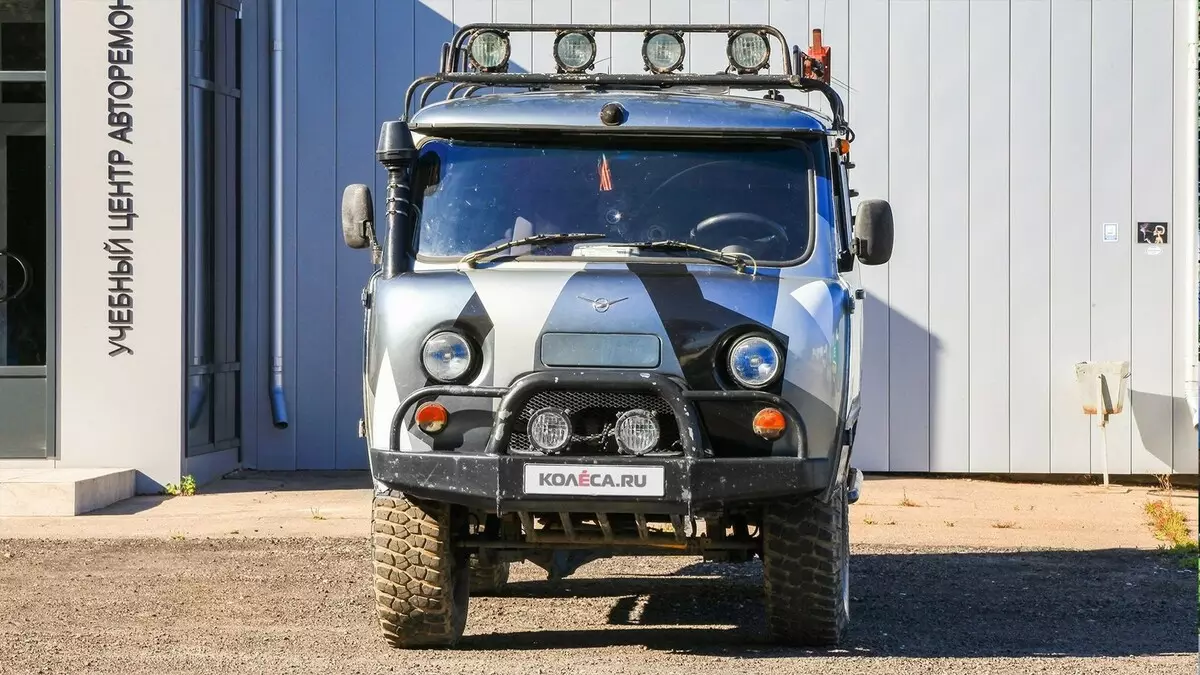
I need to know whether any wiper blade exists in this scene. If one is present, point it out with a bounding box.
[458,232,607,267]
[625,240,757,274]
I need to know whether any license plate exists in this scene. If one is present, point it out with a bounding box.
[522,463,665,497]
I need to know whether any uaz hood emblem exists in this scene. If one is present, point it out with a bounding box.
[578,295,628,313]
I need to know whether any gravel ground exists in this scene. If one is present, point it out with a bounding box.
[0,536,1194,675]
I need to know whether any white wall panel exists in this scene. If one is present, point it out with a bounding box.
[1130,0,1177,475]
[1008,0,1052,474]
[885,0,929,472]
[927,0,970,472]
[1048,0,1094,473]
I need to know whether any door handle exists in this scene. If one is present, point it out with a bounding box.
[0,249,30,303]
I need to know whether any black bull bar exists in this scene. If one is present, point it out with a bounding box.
[372,370,836,513]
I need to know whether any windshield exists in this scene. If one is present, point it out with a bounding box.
[409,137,816,265]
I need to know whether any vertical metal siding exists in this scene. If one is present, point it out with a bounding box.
[241,0,1196,475]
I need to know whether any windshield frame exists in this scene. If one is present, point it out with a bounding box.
[406,132,823,269]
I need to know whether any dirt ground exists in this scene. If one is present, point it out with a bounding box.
[0,472,1196,674]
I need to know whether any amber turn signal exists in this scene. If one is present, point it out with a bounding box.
[414,401,449,434]
[752,407,787,440]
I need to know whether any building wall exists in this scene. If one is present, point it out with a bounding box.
[237,0,1198,475]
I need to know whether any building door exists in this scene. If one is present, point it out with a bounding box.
[0,0,52,459]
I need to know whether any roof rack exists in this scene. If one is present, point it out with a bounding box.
[401,23,849,135]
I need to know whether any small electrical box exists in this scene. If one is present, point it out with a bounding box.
[1073,361,1131,416]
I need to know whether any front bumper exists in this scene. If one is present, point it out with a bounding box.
[373,370,834,513]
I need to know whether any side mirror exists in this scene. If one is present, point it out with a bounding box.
[853,199,893,266]
[341,183,374,250]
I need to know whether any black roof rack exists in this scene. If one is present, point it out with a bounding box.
[401,23,849,135]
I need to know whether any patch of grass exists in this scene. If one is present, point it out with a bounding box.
[863,517,876,525]
[163,474,197,497]
[170,533,185,541]
[310,507,326,521]
[899,489,920,507]
[1143,493,1199,570]
[944,521,955,527]
[992,521,1018,529]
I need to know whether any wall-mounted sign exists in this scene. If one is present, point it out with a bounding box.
[59,0,184,491]
[1137,221,1168,245]
[1102,222,1118,243]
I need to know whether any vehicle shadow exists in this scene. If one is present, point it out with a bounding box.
[462,548,1196,658]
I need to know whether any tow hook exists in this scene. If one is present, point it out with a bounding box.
[847,467,863,504]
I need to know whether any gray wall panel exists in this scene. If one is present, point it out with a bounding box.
[239,0,1195,475]
[334,1,377,471]
[885,0,929,472]
[967,0,1011,473]
[927,0,970,473]
[1171,0,1199,476]
[1048,0,1094,473]
[294,0,338,470]
[1130,0,1176,475]
[847,0,890,470]
[1008,0,1052,474]
[1088,0,1134,476]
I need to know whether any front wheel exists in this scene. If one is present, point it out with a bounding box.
[371,490,470,648]
[760,485,851,646]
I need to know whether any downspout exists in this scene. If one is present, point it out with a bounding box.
[185,0,210,428]
[268,0,289,428]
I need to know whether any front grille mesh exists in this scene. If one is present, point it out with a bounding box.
[508,390,681,456]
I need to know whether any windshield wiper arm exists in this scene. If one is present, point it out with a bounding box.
[458,232,607,267]
[625,240,756,273]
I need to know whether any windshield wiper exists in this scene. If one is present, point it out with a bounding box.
[624,240,757,274]
[458,232,607,267]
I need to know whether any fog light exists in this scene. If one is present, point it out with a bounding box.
[415,401,449,434]
[529,408,571,453]
[615,409,659,454]
[752,407,787,440]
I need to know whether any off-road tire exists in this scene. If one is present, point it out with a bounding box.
[371,490,469,648]
[761,485,850,646]
[468,556,510,595]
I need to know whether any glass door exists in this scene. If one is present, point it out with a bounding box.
[0,0,51,459]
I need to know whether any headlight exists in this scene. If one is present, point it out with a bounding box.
[727,335,782,388]
[642,30,685,74]
[466,29,510,72]
[528,408,572,453]
[554,30,596,72]
[727,30,770,74]
[421,330,474,382]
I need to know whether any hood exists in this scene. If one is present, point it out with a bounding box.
[367,262,848,413]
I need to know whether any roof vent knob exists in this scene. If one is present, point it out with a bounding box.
[599,102,627,126]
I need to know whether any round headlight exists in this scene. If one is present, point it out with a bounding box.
[554,30,596,72]
[528,408,572,453]
[467,29,510,72]
[728,30,770,73]
[642,30,685,73]
[421,331,474,382]
[727,335,782,388]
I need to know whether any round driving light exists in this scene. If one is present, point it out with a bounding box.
[528,408,571,453]
[421,330,474,383]
[727,30,770,73]
[554,30,596,72]
[615,409,660,455]
[467,29,510,72]
[752,407,787,440]
[414,401,449,434]
[728,335,782,388]
[642,30,685,73]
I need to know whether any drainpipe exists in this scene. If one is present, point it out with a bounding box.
[268,0,289,428]
[185,0,210,428]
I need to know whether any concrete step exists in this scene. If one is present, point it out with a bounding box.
[0,468,136,516]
